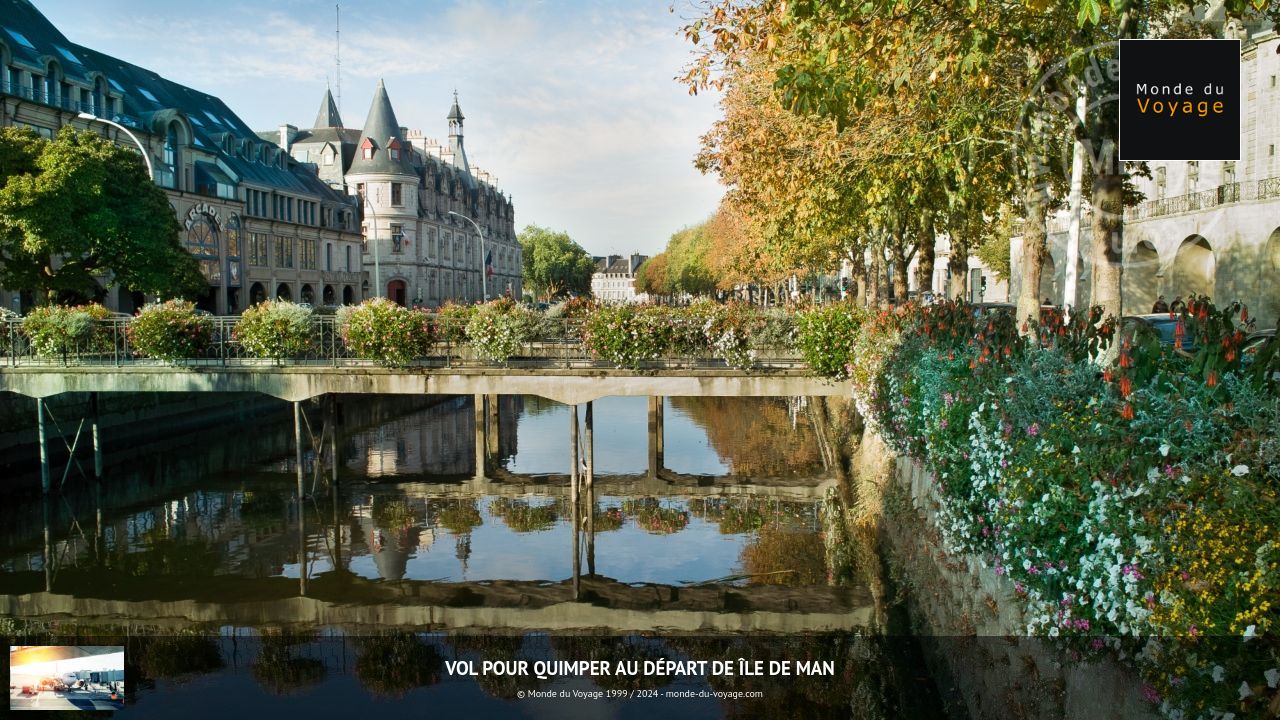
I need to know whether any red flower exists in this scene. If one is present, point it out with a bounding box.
[1119,376,1132,397]
[1102,369,1114,383]
[1120,403,1135,421]
[1206,371,1218,388]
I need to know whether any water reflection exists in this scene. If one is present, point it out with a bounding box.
[0,394,941,715]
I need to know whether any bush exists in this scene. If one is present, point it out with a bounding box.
[860,298,1279,718]
[435,301,475,344]
[233,300,313,361]
[126,300,213,362]
[336,298,433,367]
[465,298,538,363]
[702,301,763,369]
[582,304,671,369]
[21,303,113,359]
[794,302,867,378]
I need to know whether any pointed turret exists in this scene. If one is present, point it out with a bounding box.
[349,79,412,175]
[314,87,343,129]
[447,91,474,188]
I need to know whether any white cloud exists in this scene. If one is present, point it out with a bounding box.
[44,0,724,255]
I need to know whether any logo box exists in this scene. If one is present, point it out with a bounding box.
[1119,38,1241,161]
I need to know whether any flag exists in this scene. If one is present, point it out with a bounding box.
[484,250,494,277]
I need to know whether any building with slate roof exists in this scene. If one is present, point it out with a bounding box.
[277,82,520,306]
[0,0,366,314]
[591,254,649,304]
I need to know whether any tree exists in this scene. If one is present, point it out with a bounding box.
[634,253,671,297]
[0,127,206,304]
[518,224,594,301]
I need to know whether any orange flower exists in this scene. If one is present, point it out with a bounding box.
[1119,376,1132,397]
[1120,403,1135,420]
[1206,371,1218,388]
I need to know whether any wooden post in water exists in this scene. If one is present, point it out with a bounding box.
[473,394,485,479]
[90,392,103,481]
[584,401,594,488]
[487,393,499,456]
[647,396,660,480]
[36,398,50,493]
[570,404,579,489]
[586,479,595,577]
[293,401,305,500]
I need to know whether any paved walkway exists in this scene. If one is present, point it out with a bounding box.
[10,687,124,711]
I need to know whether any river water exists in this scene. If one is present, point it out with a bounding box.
[0,394,949,718]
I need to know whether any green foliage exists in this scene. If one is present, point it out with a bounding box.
[336,298,433,367]
[126,300,214,362]
[464,297,539,363]
[21,303,112,359]
[435,301,475,344]
[0,127,206,302]
[0,307,16,354]
[794,302,867,377]
[489,497,559,533]
[518,224,595,301]
[581,304,673,369]
[232,300,313,360]
[633,254,671,296]
[854,297,1280,718]
[974,232,1011,283]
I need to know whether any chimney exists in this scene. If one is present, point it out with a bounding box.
[279,124,298,152]
[630,254,646,274]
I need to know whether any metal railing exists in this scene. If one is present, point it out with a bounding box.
[1126,176,1280,221]
[0,316,805,371]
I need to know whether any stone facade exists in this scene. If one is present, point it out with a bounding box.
[1010,24,1280,327]
[0,0,365,314]
[277,84,519,307]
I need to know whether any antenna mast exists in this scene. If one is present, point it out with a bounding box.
[335,3,342,118]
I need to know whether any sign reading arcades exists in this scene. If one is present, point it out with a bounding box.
[1119,38,1240,161]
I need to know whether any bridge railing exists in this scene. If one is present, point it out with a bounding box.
[0,316,805,370]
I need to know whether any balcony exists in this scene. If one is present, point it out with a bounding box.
[1126,177,1280,221]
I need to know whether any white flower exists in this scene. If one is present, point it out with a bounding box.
[1265,668,1279,689]
[1243,624,1257,641]
[1231,465,1250,476]
[1238,681,1252,700]
[1212,665,1225,683]
[1159,444,1170,457]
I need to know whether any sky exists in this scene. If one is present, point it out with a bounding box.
[36,0,725,257]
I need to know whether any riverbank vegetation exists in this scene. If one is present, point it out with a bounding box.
[800,297,1279,718]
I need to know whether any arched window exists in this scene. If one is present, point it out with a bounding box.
[164,123,178,170]
[186,214,219,259]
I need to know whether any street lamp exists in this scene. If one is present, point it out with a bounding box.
[77,112,153,180]
[448,210,487,302]
[362,188,382,298]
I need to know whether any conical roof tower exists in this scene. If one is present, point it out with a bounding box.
[349,79,411,175]
[314,87,343,129]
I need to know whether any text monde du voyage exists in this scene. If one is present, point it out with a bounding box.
[1133,82,1229,118]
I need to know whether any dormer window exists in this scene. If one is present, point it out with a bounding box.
[360,137,375,160]
[388,137,402,161]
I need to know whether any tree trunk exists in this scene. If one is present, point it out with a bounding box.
[948,230,969,301]
[1018,185,1050,334]
[867,253,882,307]
[1091,173,1124,321]
[889,242,910,305]
[917,215,936,297]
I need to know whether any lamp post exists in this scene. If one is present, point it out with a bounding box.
[448,211,487,302]
[77,112,153,180]
[363,188,382,298]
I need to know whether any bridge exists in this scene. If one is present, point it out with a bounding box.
[1,315,850,495]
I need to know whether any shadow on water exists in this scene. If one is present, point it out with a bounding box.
[1,393,955,718]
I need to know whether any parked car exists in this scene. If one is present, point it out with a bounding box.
[1122,313,1196,352]
[1242,328,1275,364]
[972,302,1015,317]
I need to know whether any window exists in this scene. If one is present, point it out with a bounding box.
[226,216,241,257]
[138,86,158,103]
[300,240,316,270]
[323,148,334,165]
[345,246,353,271]
[1223,161,1236,185]
[248,233,269,267]
[185,215,219,259]
[1155,166,1166,200]
[275,236,294,268]
[5,28,36,49]
[107,78,124,92]
[164,124,177,169]
[326,243,333,271]
[391,224,404,253]
[54,46,81,64]
[391,182,403,206]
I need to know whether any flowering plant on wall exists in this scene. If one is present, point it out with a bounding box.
[127,300,213,362]
[854,297,1279,718]
[336,298,432,367]
[232,300,313,362]
[464,297,538,363]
